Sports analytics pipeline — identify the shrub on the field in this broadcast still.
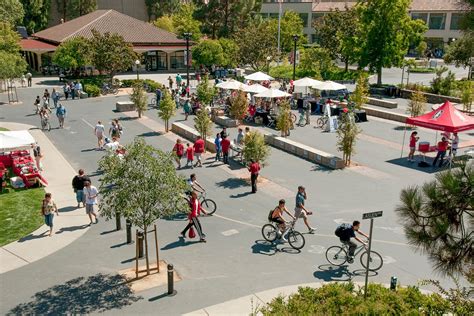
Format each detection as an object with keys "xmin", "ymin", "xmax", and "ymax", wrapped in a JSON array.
[
  {"xmin": 242, "ymin": 131, "xmax": 270, "ymax": 166},
  {"xmin": 229, "ymin": 90, "xmax": 248, "ymax": 121},
  {"xmin": 407, "ymin": 89, "xmax": 427, "ymax": 117},
  {"xmin": 129, "ymin": 82, "xmax": 147, "ymax": 118},
  {"xmin": 84, "ymin": 84, "xmax": 100, "ymax": 97},
  {"xmin": 120, "ymin": 79, "xmax": 163, "ymax": 92}
]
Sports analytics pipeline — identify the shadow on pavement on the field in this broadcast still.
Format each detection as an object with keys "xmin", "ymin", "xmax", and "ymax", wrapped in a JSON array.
[
  {"xmin": 162, "ymin": 213, "xmax": 188, "ymax": 221},
  {"xmin": 251, "ymin": 240, "xmax": 300, "ymax": 256},
  {"xmin": 8, "ymin": 273, "xmax": 141, "ymax": 315},
  {"xmin": 58, "ymin": 206, "xmax": 78, "ymax": 213},
  {"xmin": 230, "ymin": 191, "xmax": 253, "ymax": 198},
  {"xmin": 117, "ymin": 116, "xmax": 138, "ymax": 121},
  {"xmin": 161, "ymin": 237, "xmax": 200, "ymax": 250},
  {"xmin": 310, "ymin": 165, "xmax": 334, "ymax": 173},
  {"xmin": 138, "ymin": 131, "xmax": 162, "ymax": 137},
  {"xmin": 351, "ymin": 268, "xmax": 378, "ymax": 277},
  {"xmin": 386, "ymin": 157, "xmax": 438, "ymax": 174},
  {"xmin": 393, "ymin": 126, "xmax": 416, "ymax": 131},
  {"xmin": 215, "ymin": 178, "xmax": 247, "ymax": 189},
  {"xmin": 18, "ymin": 230, "xmax": 49, "ymax": 242},
  {"xmin": 313, "ymin": 264, "xmax": 352, "ymax": 282},
  {"xmin": 55, "ymin": 224, "xmax": 89, "ymax": 234}
]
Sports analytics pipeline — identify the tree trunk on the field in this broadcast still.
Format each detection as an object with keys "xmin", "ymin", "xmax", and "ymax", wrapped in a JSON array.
[
  {"xmin": 344, "ymin": 59, "xmax": 349, "ymax": 72},
  {"xmin": 165, "ymin": 120, "xmax": 169, "ymax": 132},
  {"xmin": 377, "ymin": 67, "xmax": 382, "ymax": 85},
  {"xmin": 138, "ymin": 110, "xmax": 142, "ymax": 118},
  {"xmin": 144, "ymin": 226, "xmax": 150, "ymax": 275}
]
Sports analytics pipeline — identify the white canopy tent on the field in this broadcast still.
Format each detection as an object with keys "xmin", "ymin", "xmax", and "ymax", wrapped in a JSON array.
[
  {"xmin": 244, "ymin": 84, "xmax": 269, "ymax": 94},
  {"xmin": 0, "ymin": 131, "xmax": 35, "ymax": 151},
  {"xmin": 216, "ymin": 79, "xmax": 250, "ymax": 90},
  {"xmin": 312, "ymin": 80, "xmax": 347, "ymax": 91},
  {"xmin": 244, "ymin": 71, "xmax": 274, "ymax": 81},
  {"xmin": 293, "ymin": 77, "xmax": 323, "ymax": 87},
  {"xmin": 255, "ymin": 88, "xmax": 291, "ymax": 98}
]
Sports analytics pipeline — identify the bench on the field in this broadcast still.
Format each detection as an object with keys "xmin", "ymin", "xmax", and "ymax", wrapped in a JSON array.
[
  {"xmin": 214, "ymin": 115, "xmax": 239, "ymax": 127},
  {"xmin": 367, "ymin": 97, "xmax": 397, "ymax": 109},
  {"xmin": 116, "ymin": 101, "xmax": 136, "ymax": 112}
]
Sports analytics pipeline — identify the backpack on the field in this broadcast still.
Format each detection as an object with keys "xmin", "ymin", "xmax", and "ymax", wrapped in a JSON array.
[
  {"xmin": 268, "ymin": 209, "xmax": 274, "ymax": 221},
  {"xmin": 335, "ymin": 223, "xmax": 351, "ymax": 238}
]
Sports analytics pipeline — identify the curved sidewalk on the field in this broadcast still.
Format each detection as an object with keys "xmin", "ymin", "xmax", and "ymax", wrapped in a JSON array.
[{"xmin": 0, "ymin": 122, "xmax": 90, "ymax": 274}]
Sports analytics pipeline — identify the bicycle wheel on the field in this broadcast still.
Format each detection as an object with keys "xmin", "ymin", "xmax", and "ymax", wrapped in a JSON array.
[
  {"xmin": 202, "ymin": 198, "xmax": 217, "ymax": 215},
  {"xmin": 360, "ymin": 250, "xmax": 383, "ymax": 271},
  {"xmin": 287, "ymin": 231, "xmax": 305, "ymax": 250},
  {"xmin": 262, "ymin": 224, "xmax": 278, "ymax": 242},
  {"xmin": 150, "ymin": 98, "xmax": 156, "ymax": 106},
  {"xmin": 325, "ymin": 246, "xmax": 347, "ymax": 266},
  {"xmin": 316, "ymin": 117, "xmax": 326, "ymax": 129},
  {"xmin": 112, "ymin": 87, "xmax": 119, "ymax": 95},
  {"xmin": 290, "ymin": 112, "xmax": 297, "ymax": 123}
]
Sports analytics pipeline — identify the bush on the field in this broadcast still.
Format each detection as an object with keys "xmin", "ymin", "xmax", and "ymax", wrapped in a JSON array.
[
  {"xmin": 84, "ymin": 84, "xmax": 100, "ymax": 97},
  {"xmin": 409, "ymin": 67, "xmax": 436, "ymax": 73},
  {"xmin": 120, "ymin": 79, "xmax": 163, "ymax": 92}
]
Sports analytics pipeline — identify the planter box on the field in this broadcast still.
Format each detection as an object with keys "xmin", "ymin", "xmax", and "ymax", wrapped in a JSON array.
[
  {"xmin": 116, "ymin": 101, "xmax": 136, "ymax": 112},
  {"xmin": 214, "ymin": 116, "xmax": 239, "ymax": 128},
  {"xmin": 400, "ymin": 89, "xmax": 461, "ymax": 104},
  {"xmin": 367, "ymin": 97, "xmax": 397, "ymax": 109}
]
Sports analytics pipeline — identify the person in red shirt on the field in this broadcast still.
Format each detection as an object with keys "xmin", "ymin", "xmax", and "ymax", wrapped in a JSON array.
[
  {"xmin": 408, "ymin": 131, "xmax": 419, "ymax": 162},
  {"xmin": 173, "ymin": 138, "xmax": 184, "ymax": 169},
  {"xmin": 221, "ymin": 135, "xmax": 231, "ymax": 164},
  {"xmin": 185, "ymin": 143, "xmax": 194, "ymax": 169},
  {"xmin": 433, "ymin": 137, "xmax": 449, "ymax": 167},
  {"xmin": 248, "ymin": 160, "xmax": 261, "ymax": 193},
  {"xmin": 180, "ymin": 191, "xmax": 208, "ymax": 242},
  {"xmin": 193, "ymin": 136, "xmax": 205, "ymax": 167}
]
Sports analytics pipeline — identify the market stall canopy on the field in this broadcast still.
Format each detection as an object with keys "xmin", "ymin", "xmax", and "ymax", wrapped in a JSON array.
[
  {"xmin": 244, "ymin": 71, "xmax": 274, "ymax": 81},
  {"xmin": 216, "ymin": 79, "xmax": 250, "ymax": 90},
  {"xmin": 255, "ymin": 88, "xmax": 292, "ymax": 98},
  {"xmin": 0, "ymin": 131, "xmax": 35, "ymax": 151},
  {"xmin": 406, "ymin": 101, "xmax": 474, "ymax": 133},
  {"xmin": 293, "ymin": 77, "xmax": 323, "ymax": 87},
  {"xmin": 244, "ymin": 83, "xmax": 269, "ymax": 94},
  {"xmin": 312, "ymin": 80, "xmax": 346, "ymax": 91}
]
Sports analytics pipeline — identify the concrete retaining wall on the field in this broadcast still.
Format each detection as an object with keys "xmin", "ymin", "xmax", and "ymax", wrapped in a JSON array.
[
  {"xmin": 367, "ymin": 97, "xmax": 397, "ymax": 109},
  {"xmin": 214, "ymin": 116, "xmax": 239, "ymax": 128},
  {"xmin": 362, "ymin": 106, "xmax": 408, "ymax": 123},
  {"xmin": 400, "ymin": 89, "xmax": 461, "ymax": 104},
  {"xmin": 116, "ymin": 101, "xmax": 136, "ymax": 112},
  {"xmin": 171, "ymin": 122, "xmax": 216, "ymax": 153}
]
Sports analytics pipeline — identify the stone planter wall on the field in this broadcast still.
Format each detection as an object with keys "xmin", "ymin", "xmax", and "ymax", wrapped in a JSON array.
[
  {"xmin": 400, "ymin": 89, "xmax": 461, "ymax": 104},
  {"xmin": 171, "ymin": 122, "xmax": 216, "ymax": 153},
  {"xmin": 116, "ymin": 101, "xmax": 136, "ymax": 112}
]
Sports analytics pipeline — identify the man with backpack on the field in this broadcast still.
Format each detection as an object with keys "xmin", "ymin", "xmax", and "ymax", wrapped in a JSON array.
[{"xmin": 334, "ymin": 220, "xmax": 369, "ymax": 262}]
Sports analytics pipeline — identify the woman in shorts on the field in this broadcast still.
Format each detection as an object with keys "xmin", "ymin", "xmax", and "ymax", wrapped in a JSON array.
[
  {"xmin": 173, "ymin": 138, "xmax": 184, "ymax": 169},
  {"xmin": 42, "ymin": 192, "xmax": 59, "ymax": 236},
  {"xmin": 408, "ymin": 131, "xmax": 419, "ymax": 162}
]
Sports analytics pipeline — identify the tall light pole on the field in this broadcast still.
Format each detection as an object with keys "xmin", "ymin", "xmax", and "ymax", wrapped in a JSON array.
[
  {"xmin": 266, "ymin": 56, "xmax": 271, "ymax": 73},
  {"xmin": 277, "ymin": 0, "xmax": 282, "ymax": 62},
  {"xmin": 135, "ymin": 59, "xmax": 140, "ymax": 80},
  {"xmin": 292, "ymin": 34, "xmax": 299, "ymax": 81},
  {"xmin": 183, "ymin": 32, "xmax": 192, "ymax": 97}
]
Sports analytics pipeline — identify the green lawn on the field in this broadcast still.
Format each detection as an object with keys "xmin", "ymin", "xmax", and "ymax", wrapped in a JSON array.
[
  {"xmin": 0, "ymin": 127, "xmax": 9, "ymax": 131},
  {"xmin": 0, "ymin": 188, "xmax": 45, "ymax": 246}
]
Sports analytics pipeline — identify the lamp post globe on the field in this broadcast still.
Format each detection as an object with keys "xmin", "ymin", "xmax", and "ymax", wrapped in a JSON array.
[{"xmin": 135, "ymin": 59, "xmax": 140, "ymax": 80}]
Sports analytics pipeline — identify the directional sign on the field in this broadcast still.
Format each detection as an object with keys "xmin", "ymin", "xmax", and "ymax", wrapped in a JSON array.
[{"xmin": 362, "ymin": 211, "xmax": 383, "ymax": 220}]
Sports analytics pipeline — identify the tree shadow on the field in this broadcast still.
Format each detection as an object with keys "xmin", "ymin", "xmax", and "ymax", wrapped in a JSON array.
[
  {"xmin": 215, "ymin": 178, "xmax": 247, "ymax": 189},
  {"xmin": 313, "ymin": 264, "xmax": 352, "ymax": 282},
  {"xmin": 117, "ymin": 116, "xmax": 138, "ymax": 121},
  {"xmin": 8, "ymin": 273, "xmax": 141, "ymax": 315}
]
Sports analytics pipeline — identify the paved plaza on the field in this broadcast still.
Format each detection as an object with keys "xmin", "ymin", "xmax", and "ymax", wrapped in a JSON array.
[{"xmin": 0, "ymin": 75, "xmax": 472, "ymax": 315}]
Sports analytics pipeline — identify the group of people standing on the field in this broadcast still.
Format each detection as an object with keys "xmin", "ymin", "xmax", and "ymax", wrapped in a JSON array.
[
  {"xmin": 408, "ymin": 131, "xmax": 459, "ymax": 167},
  {"xmin": 62, "ymin": 81, "xmax": 83, "ymax": 100}
]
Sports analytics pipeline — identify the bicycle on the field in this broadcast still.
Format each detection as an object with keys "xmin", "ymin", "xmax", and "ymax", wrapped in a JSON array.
[
  {"xmin": 149, "ymin": 96, "xmax": 157, "ymax": 106},
  {"xmin": 184, "ymin": 191, "xmax": 217, "ymax": 215},
  {"xmin": 40, "ymin": 116, "xmax": 51, "ymax": 131},
  {"xmin": 297, "ymin": 112, "xmax": 308, "ymax": 127},
  {"xmin": 325, "ymin": 241, "xmax": 383, "ymax": 271},
  {"xmin": 316, "ymin": 115, "xmax": 329, "ymax": 129},
  {"xmin": 261, "ymin": 220, "xmax": 306, "ymax": 250},
  {"xmin": 101, "ymin": 84, "xmax": 119, "ymax": 95}
]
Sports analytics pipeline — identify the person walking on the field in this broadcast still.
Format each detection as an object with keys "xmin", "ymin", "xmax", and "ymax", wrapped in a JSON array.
[
  {"xmin": 432, "ymin": 137, "xmax": 449, "ymax": 167},
  {"xmin": 193, "ymin": 136, "xmax": 205, "ymax": 167},
  {"xmin": 55, "ymin": 103, "xmax": 67, "ymax": 128},
  {"xmin": 176, "ymin": 74, "xmax": 182, "ymax": 89},
  {"xmin": 26, "ymin": 72, "xmax": 32, "ymax": 87},
  {"xmin": 155, "ymin": 87, "xmax": 162, "ymax": 107},
  {"xmin": 75, "ymin": 81, "xmax": 83, "ymax": 98},
  {"xmin": 34, "ymin": 95, "xmax": 41, "ymax": 114},
  {"xmin": 51, "ymin": 88, "xmax": 60, "ymax": 108},
  {"xmin": 72, "ymin": 169, "xmax": 90, "ymax": 208},
  {"xmin": 186, "ymin": 143, "xmax": 194, "ymax": 168},
  {"xmin": 83, "ymin": 180, "xmax": 99, "ymax": 225},
  {"xmin": 214, "ymin": 133, "xmax": 222, "ymax": 161},
  {"xmin": 43, "ymin": 89, "xmax": 50, "ymax": 105},
  {"xmin": 42, "ymin": 193, "xmax": 59, "ymax": 236},
  {"xmin": 63, "ymin": 83, "xmax": 70, "ymax": 100},
  {"xmin": 183, "ymin": 99, "xmax": 191, "ymax": 120},
  {"xmin": 32, "ymin": 143, "xmax": 43, "ymax": 171},
  {"xmin": 70, "ymin": 82, "xmax": 76, "ymax": 100},
  {"xmin": 173, "ymin": 138, "xmax": 184, "ymax": 169},
  {"xmin": 109, "ymin": 119, "xmax": 122, "ymax": 139},
  {"xmin": 221, "ymin": 135, "xmax": 230, "ymax": 164},
  {"xmin": 294, "ymin": 186, "xmax": 316, "ymax": 233},
  {"xmin": 168, "ymin": 76, "xmax": 174, "ymax": 89},
  {"xmin": 408, "ymin": 131, "xmax": 419, "ymax": 162},
  {"xmin": 94, "ymin": 121, "xmax": 105, "ymax": 150},
  {"xmin": 248, "ymin": 160, "xmax": 260, "ymax": 193},
  {"xmin": 451, "ymin": 132, "xmax": 459, "ymax": 157},
  {"xmin": 180, "ymin": 191, "xmax": 208, "ymax": 242}
]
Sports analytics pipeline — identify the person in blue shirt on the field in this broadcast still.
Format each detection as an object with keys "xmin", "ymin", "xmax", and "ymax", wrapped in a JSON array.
[
  {"xmin": 155, "ymin": 88, "xmax": 162, "ymax": 107},
  {"xmin": 214, "ymin": 133, "xmax": 222, "ymax": 161},
  {"xmin": 55, "ymin": 103, "xmax": 67, "ymax": 128},
  {"xmin": 294, "ymin": 186, "xmax": 316, "ymax": 233}
]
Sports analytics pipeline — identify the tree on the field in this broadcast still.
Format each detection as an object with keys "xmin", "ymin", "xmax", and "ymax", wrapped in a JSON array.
[
  {"xmin": 192, "ymin": 39, "xmax": 225, "ymax": 67},
  {"xmin": 460, "ymin": 80, "xmax": 473, "ymax": 112},
  {"xmin": 52, "ymin": 37, "xmax": 91, "ymax": 71},
  {"xmin": 153, "ymin": 15, "xmax": 175, "ymax": 33},
  {"xmin": 407, "ymin": 89, "xmax": 427, "ymax": 117},
  {"xmin": 129, "ymin": 82, "xmax": 147, "ymax": 118},
  {"xmin": 395, "ymin": 162, "xmax": 473, "ymax": 278},
  {"xmin": 196, "ymin": 75, "xmax": 216, "ymax": 107},
  {"xmin": 57, "ymin": 0, "xmax": 97, "ymax": 21},
  {"xmin": 357, "ymin": 0, "xmax": 427, "ymax": 85},
  {"xmin": 236, "ymin": 19, "xmax": 277, "ymax": 70},
  {"xmin": 242, "ymin": 130, "xmax": 270, "ymax": 166},
  {"xmin": 268, "ymin": 10, "xmax": 306, "ymax": 54},
  {"xmin": 229, "ymin": 90, "xmax": 248, "ymax": 121},
  {"xmin": 194, "ymin": 108, "xmax": 212, "ymax": 140},
  {"xmin": 276, "ymin": 100, "xmax": 291, "ymax": 137},
  {"xmin": 444, "ymin": 35, "xmax": 474, "ymax": 68},
  {"xmin": 416, "ymin": 41, "xmax": 428, "ymax": 58},
  {"xmin": 460, "ymin": 0, "xmax": 474, "ymax": 33},
  {"xmin": 98, "ymin": 138, "xmax": 188, "ymax": 275},
  {"xmin": 0, "ymin": 22, "xmax": 22, "ymax": 54},
  {"xmin": 172, "ymin": 3, "xmax": 201, "ymax": 40},
  {"xmin": 0, "ymin": 0, "xmax": 25, "ymax": 26},
  {"xmin": 431, "ymin": 66, "xmax": 456, "ymax": 96},
  {"xmin": 219, "ymin": 38, "xmax": 239, "ymax": 68},
  {"xmin": 89, "ymin": 29, "xmax": 137, "ymax": 77},
  {"xmin": 145, "ymin": 0, "xmax": 180, "ymax": 21},
  {"xmin": 299, "ymin": 47, "xmax": 334, "ymax": 79},
  {"xmin": 20, "ymin": 0, "xmax": 51, "ymax": 33},
  {"xmin": 352, "ymin": 73, "xmax": 369, "ymax": 110},
  {"xmin": 158, "ymin": 90, "xmax": 176, "ymax": 132},
  {"xmin": 0, "ymin": 51, "xmax": 28, "ymax": 81},
  {"xmin": 337, "ymin": 110, "xmax": 361, "ymax": 166}
]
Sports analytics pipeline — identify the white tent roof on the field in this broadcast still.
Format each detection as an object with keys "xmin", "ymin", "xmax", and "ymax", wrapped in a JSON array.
[
  {"xmin": 216, "ymin": 79, "xmax": 249, "ymax": 90},
  {"xmin": 293, "ymin": 77, "xmax": 323, "ymax": 87},
  {"xmin": 244, "ymin": 83, "xmax": 269, "ymax": 94},
  {"xmin": 0, "ymin": 131, "xmax": 35, "ymax": 151},
  {"xmin": 244, "ymin": 71, "xmax": 274, "ymax": 81},
  {"xmin": 312, "ymin": 80, "xmax": 347, "ymax": 91},
  {"xmin": 255, "ymin": 88, "xmax": 291, "ymax": 98}
]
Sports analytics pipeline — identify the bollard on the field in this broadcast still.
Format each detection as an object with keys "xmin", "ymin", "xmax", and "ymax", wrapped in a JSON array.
[
  {"xmin": 137, "ymin": 231, "xmax": 144, "ymax": 258},
  {"xmin": 126, "ymin": 219, "xmax": 133, "ymax": 244},
  {"xmin": 115, "ymin": 211, "xmax": 122, "ymax": 231},
  {"xmin": 390, "ymin": 276, "xmax": 398, "ymax": 291},
  {"xmin": 167, "ymin": 264, "xmax": 177, "ymax": 296}
]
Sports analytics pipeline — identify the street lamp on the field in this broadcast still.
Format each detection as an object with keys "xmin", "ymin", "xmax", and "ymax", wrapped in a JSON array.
[
  {"xmin": 135, "ymin": 59, "xmax": 140, "ymax": 81},
  {"xmin": 292, "ymin": 34, "xmax": 299, "ymax": 81},
  {"xmin": 183, "ymin": 32, "xmax": 192, "ymax": 97},
  {"xmin": 266, "ymin": 56, "xmax": 271, "ymax": 73}
]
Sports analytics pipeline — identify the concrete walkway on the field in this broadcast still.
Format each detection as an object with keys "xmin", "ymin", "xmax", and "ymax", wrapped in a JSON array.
[{"xmin": 0, "ymin": 122, "xmax": 90, "ymax": 274}]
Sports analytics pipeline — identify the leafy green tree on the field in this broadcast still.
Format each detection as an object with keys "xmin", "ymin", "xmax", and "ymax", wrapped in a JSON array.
[
  {"xmin": 276, "ymin": 99, "xmax": 291, "ymax": 137},
  {"xmin": 192, "ymin": 39, "xmax": 224, "ymax": 67},
  {"xmin": 395, "ymin": 162, "xmax": 473, "ymax": 278},
  {"xmin": 299, "ymin": 47, "xmax": 334, "ymax": 79},
  {"xmin": 460, "ymin": 0, "xmax": 474, "ymax": 33},
  {"xmin": 357, "ymin": 0, "xmax": 427, "ymax": 85},
  {"xmin": 229, "ymin": 89, "xmax": 248, "ymax": 121},
  {"xmin": 0, "ymin": 0, "xmax": 25, "ymax": 26},
  {"xmin": 352, "ymin": 72, "xmax": 369, "ymax": 110},
  {"xmin": 268, "ymin": 10, "xmax": 306, "ymax": 54},
  {"xmin": 56, "ymin": 0, "xmax": 96, "ymax": 21},
  {"xmin": 407, "ymin": 89, "xmax": 427, "ymax": 117},
  {"xmin": 242, "ymin": 130, "xmax": 270, "ymax": 166},
  {"xmin": 416, "ymin": 41, "xmax": 428, "ymax": 58},
  {"xmin": 129, "ymin": 82, "xmax": 147, "ymax": 118},
  {"xmin": 0, "ymin": 51, "xmax": 28, "ymax": 81},
  {"xmin": 431, "ymin": 66, "xmax": 456, "ymax": 96},
  {"xmin": 52, "ymin": 37, "xmax": 91, "ymax": 70},
  {"xmin": 460, "ymin": 80, "xmax": 473, "ymax": 112},
  {"xmin": 196, "ymin": 75, "xmax": 216, "ymax": 107},
  {"xmin": 444, "ymin": 35, "xmax": 474, "ymax": 69},
  {"xmin": 158, "ymin": 90, "xmax": 175, "ymax": 132},
  {"xmin": 145, "ymin": 0, "xmax": 180, "ymax": 21},
  {"xmin": 236, "ymin": 19, "xmax": 276, "ymax": 70},
  {"xmin": 219, "ymin": 38, "xmax": 239, "ymax": 68},
  {"xmin": 0, "ymin": 22, "xmax": 22, "ymax": 54},
  {"xmin": 172, "ymin": 3, "xmax": 201, "ymax": 40},
  {"xmin": 194, "ymin": 108, "xmax": 212, "ymax": 140},
  {"xmin": 20, "ymin": 0, "xmax": 51, "ymax": 33},
  {"xmin": 89, "ymin": 29, "xmax": 137, "ymax": 77},
  {"xmin": 98, "ymin": 138, "xmax": 188, "ymax": 275},
  {"xmin": 337, "ymin": 110, "xmax": 361, "ymax": 166},
  {"xmin": 153, "ymin": 15, "xmax": 175, "ymax": 33}
]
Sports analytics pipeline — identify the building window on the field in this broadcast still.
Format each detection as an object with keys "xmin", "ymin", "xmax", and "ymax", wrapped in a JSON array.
[
  {"xmin": 311, "ymin": 34, "xmax": 320, "ymax": 44},
  {"xmin": 299, "ymin": 13, "xmax": 308, "ymax": 27},
  {"xmin": 312, "ymin": 13, "xmax": 325, "ymax": 27},
  {"xmin": 450, "ymin": 13, "xmax": 462, "ymax": 30},
  {"xmin": 429, "ymin": 13, "xmax": 446, "ymax": 30},
  {"xmin": 170, "ymin": 51, "xmax": 185, "ymax": 69},
  {"xmin": 411, "ymin": 12, "xmax": 428, "ymax": 24}
]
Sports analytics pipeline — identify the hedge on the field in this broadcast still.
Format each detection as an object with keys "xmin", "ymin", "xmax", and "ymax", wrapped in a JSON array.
[
  {"xmin": 120, "ymin": 79, "xmax": 164, "ymax": 92},
  {"xmin": 84, "ymin": 84, "xmax": 100, "ymax": 97}
]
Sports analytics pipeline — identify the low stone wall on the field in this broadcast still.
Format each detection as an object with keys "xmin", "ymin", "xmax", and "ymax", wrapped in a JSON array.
[
  {"xmin": 400, "ymin": 89, "xmax": 461, "ymax": 104},
  {"xmin": 367, "ymin": 97, "xmax": 397, "ymax": 109},
  {"xmin": 116, "ymin": 101, "xmax": 136, "ymax": 112},
  {"xmin": 214, "ymin": 116, "xmax": 239, "ymax": 128},
  {"xmin": 362, "ymin": 106, "xmax": 408, "ymax": 123},
  {"xmin": 264, "ymin": 134, "xmax": 345, "ymax": 169},
  {"xmin": 171, "ymin": 122, "xmax": 216, "ymax": 153}
]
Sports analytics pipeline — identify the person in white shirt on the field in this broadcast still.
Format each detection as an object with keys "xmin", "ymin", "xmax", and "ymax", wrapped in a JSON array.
[
  {"xmin": 94, "ymin": 120, "xmax": 105, "ymax": 150},
  {"xmin": 451, "ymin": 132, "xmax": 459, "ymax": 156},
  {"xmin": 75, "ymin": 82, "xmax": 83, "ymax": 98},
  {"xmin": 83, "ymin": 180, "xmax": 99, "ymax": 225}
]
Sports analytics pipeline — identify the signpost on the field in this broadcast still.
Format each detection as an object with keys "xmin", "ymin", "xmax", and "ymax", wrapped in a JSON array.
[{"xmin": 362, "ymin": 211, "xmax": 383, "ymax": 298}]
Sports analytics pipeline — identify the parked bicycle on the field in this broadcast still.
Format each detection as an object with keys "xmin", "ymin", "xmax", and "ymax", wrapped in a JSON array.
[
  {"xmin": 325, "ymin": 241, "xmax": 383, "ymax": 271},
  {"xmin": 297, "ymin": 112, "xmax": 308, "ymax": 127},
  {"xmin": 261, "ymin": 219, "xmax": 305, "ymax": 250},
  {"xmin": 101, "ymin": 83, "xmax": 119, "ymax": 95}
]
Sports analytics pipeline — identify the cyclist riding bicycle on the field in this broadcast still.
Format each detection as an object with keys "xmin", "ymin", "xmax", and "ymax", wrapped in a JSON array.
[
  {"xmin": 334, "ymin": 220, "xmax": 369, "ymax": 262},
  {"xmin": 186, "ymin": 173, "xmax": 205, "ymax": 195},
  {"xmin": 269, "ymin": 199, "xmax": 295, "ymax": 241}
]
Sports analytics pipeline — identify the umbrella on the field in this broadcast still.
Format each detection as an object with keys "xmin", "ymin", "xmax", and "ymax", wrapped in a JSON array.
[
  {"xmin": 244, "ymin": 71, "xmax": 274, "ymax": 81},
  {"xmin": 312, "ymin": 80, "xmax": 346, "ymax": 91},
  {"xmin": 216, "ymin": 79, "xmax": 249, "ymax": 90},
  {"xmin": 244, "ymin": 84, "xmax": 269, "ymax": 94},
  {"xmin": 255, "ymin": 88, "xmax": 291, "ymax": 98},
  {"xmin": 293, "ymin": 77, "xmax": 323, "ymax": 87}
]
